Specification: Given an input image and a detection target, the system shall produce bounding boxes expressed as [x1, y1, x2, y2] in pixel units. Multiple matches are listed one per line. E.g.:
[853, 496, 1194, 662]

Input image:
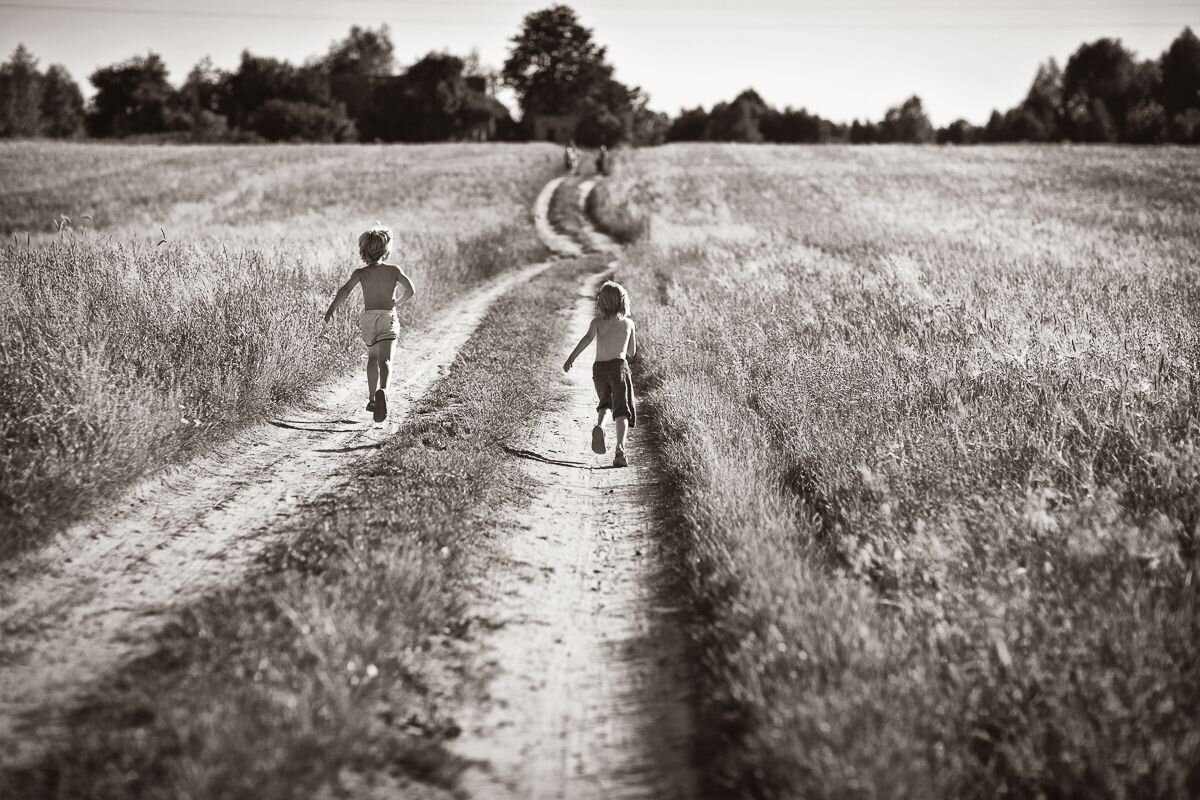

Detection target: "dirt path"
[0, 179, 576, 766]
[451, 182, 697, 799]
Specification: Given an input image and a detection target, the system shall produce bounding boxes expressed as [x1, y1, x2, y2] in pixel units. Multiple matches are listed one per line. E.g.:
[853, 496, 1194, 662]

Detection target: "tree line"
[1, 7, 1197, 146]
[667, 28, 1200, 145]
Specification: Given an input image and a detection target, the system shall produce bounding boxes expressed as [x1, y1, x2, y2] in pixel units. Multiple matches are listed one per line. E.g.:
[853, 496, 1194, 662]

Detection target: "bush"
[249, 99, 356, 142]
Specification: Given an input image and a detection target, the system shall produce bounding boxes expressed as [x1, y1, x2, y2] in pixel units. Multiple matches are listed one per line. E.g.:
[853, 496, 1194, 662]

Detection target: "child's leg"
[595, 408, 608, 426]
[366, 351, 379, 397]
[614, 416, 628, 451]
[375, 340, 394, 391]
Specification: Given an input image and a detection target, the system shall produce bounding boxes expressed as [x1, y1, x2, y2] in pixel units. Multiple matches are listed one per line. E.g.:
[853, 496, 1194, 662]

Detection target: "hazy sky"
[0, 0, 1195, 126]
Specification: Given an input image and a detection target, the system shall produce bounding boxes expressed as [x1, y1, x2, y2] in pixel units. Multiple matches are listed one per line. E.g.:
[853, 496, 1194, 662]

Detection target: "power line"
[0, 2, 1195, 30]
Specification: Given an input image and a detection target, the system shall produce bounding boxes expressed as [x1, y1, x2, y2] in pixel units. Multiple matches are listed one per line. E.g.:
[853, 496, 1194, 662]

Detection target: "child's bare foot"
[591, 425, 606, 454]
[613, 447, 627, 468]
[373, 389, 388, 422]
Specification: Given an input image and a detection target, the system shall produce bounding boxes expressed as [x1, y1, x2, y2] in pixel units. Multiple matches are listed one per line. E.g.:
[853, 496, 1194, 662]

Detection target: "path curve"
[0, 185, 574, 765]
[533, 176, 586, 257]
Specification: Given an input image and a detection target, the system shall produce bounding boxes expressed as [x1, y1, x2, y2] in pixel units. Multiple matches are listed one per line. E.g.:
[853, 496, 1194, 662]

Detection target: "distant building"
[526, 111, 580, 144]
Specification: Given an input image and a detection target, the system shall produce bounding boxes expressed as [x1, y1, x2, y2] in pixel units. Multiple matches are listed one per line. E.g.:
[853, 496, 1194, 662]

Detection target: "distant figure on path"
[595, 145, 611, 176]
[323, 223, 416, 422]
[563, 280, 637, 467]
[564, 140, 580, 175]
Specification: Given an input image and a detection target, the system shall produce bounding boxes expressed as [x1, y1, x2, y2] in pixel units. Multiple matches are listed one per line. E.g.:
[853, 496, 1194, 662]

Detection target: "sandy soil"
[0, 180, 575, 767]
[451, 183, 697, 799]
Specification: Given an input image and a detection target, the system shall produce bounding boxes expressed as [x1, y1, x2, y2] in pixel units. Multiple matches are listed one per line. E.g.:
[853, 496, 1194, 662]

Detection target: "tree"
[667, 106, 710, 141]
[762, 106, 831, 143]
[502, 5, 613, 116]
[1159, 27, 1200, 120]
[709, 89, 767, 142]
[879, 95, 934, 143]
[629, 88, 670, 146]
[1019, 59, 1064, 141]
[223, 51, 331, 131]
[1061, 38, 1140, 140]
[325, 25, 395, 123]
[359, 52, 507, 142]
[850, 119, 881, 143]
[39, 64, 84, 137]
[250, 99, 355, 142]
[87, 52, 174, 137]
[0, 45, 44, 137]
[937, 119, 982, 144]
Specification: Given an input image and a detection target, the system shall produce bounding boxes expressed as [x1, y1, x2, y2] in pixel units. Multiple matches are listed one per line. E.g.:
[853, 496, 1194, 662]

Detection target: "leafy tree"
[879, 95, 934, 143]
[1018, 59, 1064, 141]
[709, 89, 767, 142]
[667, 106, 710, 141]
[1169, 107, 1200, 143]
[0, 45, 44, 137]
[850, 118, 881, 143]
[166, 56, 231, 139]
[629, 89, 670, 146]
[250, 99, 355, 142]
[39, 64, 84, 138]
[1061, 38, 1140, 140]
[502, 5, 613, 116]
[937, 119, 982, 144]
[325, 25, 395, 123]
[360, 52, 507, 142]
[223, 51, 330, 131]
[762, 106, 834, 143]
[87, 52, 174, 137]
[1159, 27, 1200, 119]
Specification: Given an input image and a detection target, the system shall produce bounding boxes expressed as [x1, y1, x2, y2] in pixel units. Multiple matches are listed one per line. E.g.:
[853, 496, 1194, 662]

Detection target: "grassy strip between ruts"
[0, 255, 598, 800]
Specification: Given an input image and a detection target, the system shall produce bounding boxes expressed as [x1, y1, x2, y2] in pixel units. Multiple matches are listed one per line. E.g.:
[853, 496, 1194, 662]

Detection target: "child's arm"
[563, 318, 597, 372]
[394, 265, 416, 304]
[323, 270, 361, 323]
[628, 320, 637, 359]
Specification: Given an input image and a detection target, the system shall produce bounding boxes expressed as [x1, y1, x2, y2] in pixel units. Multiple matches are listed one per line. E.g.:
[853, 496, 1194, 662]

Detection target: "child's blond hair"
[596, 280, 630, 319]
[358, 223, 392, 264]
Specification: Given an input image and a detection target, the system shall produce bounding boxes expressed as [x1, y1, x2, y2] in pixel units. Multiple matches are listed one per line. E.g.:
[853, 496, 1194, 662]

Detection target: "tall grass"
[600, 144, 1200, 798]
[0, 142, 558, 557]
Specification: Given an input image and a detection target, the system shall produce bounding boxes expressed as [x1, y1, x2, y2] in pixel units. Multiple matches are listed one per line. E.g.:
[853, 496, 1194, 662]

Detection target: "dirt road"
[452, 179, 697, 799]
[0, 176, 696, 798]
[0, 179, 574, 766]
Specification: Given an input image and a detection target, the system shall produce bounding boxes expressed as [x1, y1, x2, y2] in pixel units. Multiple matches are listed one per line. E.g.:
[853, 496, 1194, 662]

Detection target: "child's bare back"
[355, 262, 408, 310]
[590, 315, 636, 362]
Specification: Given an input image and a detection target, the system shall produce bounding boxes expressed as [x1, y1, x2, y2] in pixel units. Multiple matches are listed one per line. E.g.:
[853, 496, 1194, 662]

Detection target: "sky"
[0, 0, 1196, 126]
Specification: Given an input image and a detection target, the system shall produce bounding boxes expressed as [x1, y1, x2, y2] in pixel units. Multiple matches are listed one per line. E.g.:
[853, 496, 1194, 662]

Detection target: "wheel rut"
[452, 176, 697, 799]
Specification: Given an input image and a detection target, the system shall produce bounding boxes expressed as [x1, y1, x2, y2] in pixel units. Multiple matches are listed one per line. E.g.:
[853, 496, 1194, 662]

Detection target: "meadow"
[0, 141, 559, 557]
[599, 145, 1200, 798]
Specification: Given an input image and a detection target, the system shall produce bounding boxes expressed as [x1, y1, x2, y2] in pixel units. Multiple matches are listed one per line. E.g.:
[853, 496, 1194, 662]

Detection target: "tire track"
[452, 178, 697, 799]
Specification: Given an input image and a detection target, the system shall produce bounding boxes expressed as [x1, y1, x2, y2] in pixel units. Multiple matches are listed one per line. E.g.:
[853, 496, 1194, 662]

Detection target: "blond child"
[563, 280, 637, 467]
[324, 224, 415, 422]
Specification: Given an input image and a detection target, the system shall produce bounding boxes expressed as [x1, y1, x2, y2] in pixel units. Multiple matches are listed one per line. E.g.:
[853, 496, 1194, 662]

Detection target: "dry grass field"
[598, 144, 1200, 798]
[0, 142, 559, 557]
[2, 141, 1198, 799]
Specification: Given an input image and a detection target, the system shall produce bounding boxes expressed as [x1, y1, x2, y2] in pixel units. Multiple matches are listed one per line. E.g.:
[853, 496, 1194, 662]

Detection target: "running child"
[563, 280, 637, 467]
[323, 224, 416, 422]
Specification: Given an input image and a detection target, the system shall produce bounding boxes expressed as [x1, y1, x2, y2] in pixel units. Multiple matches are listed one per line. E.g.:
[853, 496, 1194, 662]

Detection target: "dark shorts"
[592, 358, 636, 427]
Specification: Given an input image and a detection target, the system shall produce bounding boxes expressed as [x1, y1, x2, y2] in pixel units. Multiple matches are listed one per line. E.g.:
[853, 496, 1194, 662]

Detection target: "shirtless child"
[323, 224, 416, 422]
[563, 280, 638, 467]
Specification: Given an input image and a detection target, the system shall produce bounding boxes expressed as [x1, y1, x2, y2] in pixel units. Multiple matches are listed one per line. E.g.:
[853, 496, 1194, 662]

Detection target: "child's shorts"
[592, 358, 636, 427]
[359, 310, 399, 347]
